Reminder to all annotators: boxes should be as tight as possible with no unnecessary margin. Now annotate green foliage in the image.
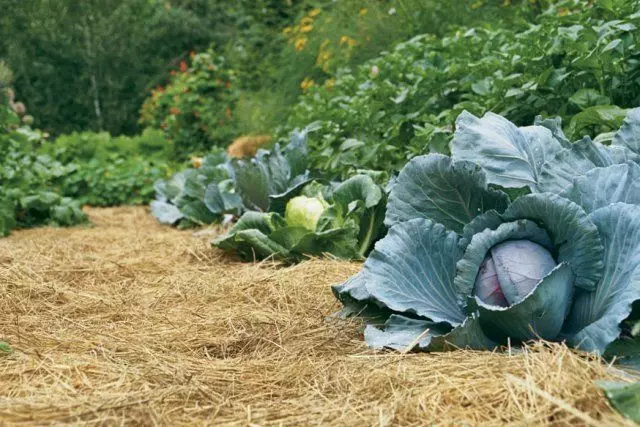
[0,0,304,136]
[284,0,640,179]
[334,108,640,355]
[213,174,387,262]
[0,118,88,236]
[139,49,239,157]
[40,130,174,207]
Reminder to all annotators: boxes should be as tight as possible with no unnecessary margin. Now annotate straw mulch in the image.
[0,207,636,426]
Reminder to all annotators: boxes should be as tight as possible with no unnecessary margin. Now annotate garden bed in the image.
[0,207,633,425]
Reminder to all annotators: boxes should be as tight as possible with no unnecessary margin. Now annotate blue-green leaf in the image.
[151,200,184,225]
[537,137,639,194]
[360,218,466,325]
[503,193,604,291]
[451,111,563,189]
[385,154,509,232]
[562,163,640,213]
[612,107,640,155]
[564,204,640,354]
[475,263,574,342]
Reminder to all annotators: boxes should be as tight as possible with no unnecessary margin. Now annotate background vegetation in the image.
[2,0,639,234]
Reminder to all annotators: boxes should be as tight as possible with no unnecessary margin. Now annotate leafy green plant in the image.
[284,0,640,179]
[0,111,87,236]
[334,108,640,356]
[140,48,239,158]
[37,130,173,207]
[151,149,241,228]
[213,174,386,261]
[150,130,312,227]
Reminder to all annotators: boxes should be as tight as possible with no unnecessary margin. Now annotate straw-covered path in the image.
[0,207,635,425]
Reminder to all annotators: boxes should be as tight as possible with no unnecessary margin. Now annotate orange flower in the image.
[189,50,196,59]
[169,107,181,115]
[225,81,232,89]
[170,70,177,76]
[179,61,188,73]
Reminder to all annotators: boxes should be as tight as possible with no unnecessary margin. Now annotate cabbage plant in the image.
[151,149,241,228]
[151,131,312,228]
[334,108,640,356]
[213,174,386,261]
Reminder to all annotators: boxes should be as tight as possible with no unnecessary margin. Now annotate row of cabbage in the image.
[151,131,387,261]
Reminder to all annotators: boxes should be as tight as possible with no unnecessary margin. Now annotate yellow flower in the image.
[359,8,368,16]
[300,77,315,91]
[300,24,313,33]
[283,26,293,35]
[557,7,569,16]
[300,17,313,26]
[308,8,321,17]
[325,78,336,90]
[294,37,308,52]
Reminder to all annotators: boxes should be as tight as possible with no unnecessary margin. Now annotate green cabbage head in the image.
[285,195,328,232]
[334,108,640,356]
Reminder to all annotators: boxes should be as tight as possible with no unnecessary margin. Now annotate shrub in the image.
[139,48,239,158]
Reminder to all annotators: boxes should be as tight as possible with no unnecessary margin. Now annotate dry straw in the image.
[0,207,636,425]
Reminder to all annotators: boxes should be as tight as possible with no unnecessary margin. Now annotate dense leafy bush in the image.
[39,130,174,207]
[140,49,239,158]
[284,0,640,179]
[335,107,640,358]
[0,105,87,236]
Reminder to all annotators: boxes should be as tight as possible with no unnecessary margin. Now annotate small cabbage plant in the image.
[213,174,387,262]
[334,108,640,357]
[285,195,329,231]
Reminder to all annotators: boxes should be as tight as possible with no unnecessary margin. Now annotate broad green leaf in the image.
[569,89,610,111]
[214,228,289,260]
[151,200,184,224]
[20,191,61,211]
[567,105,628,140]
[290,226,360,260]
[612,107,640,155]
[284,130,309,177]
[332,175,383,211]
[267,178,313,215]
[565,204,640,354]
[562,163,640,213]
[503,193,604,291]
[360,218,466,325]
[455,220,553,301]
[385,154,509,232]
[231,156,271,211]
[178,198,219,225]
[475,263,574,342]
[203,181,242,216]
[537,137,639,194]
[597,381,640,422]
[451,112,563,189]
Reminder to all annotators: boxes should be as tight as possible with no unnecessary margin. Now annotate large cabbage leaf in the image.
[385,154,509,232]
[451,111,564,190]
[564,204,640,353]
